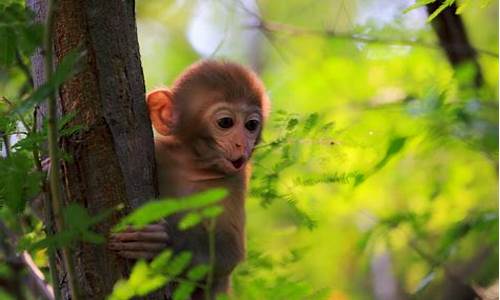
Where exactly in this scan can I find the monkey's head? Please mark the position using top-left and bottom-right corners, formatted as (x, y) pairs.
(147, 60), (270, 174)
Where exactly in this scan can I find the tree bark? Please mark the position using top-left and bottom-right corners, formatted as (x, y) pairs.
(27, 0), (159, 298)
(426, 1), (483, 87)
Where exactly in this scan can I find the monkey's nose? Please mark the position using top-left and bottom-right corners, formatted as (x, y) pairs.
(235, 143), (242, 148)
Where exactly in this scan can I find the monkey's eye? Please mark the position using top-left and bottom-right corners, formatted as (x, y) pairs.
(217, 117), (234, 129)
(245, 120), (260, 132)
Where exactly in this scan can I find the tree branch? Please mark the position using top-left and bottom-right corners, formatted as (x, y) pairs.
(426, 0), (484, 86)
(15, 48), (34, 88)
(43, 0), (80, 299)
(409, 240), (479, 298)
(0, 220), (54, 300)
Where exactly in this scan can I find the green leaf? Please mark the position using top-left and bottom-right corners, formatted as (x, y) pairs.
(0, 2), (39, 66)
(166, 251), (192, 277)
(186, 264), (210, 281)
(286, 118), (299, 131)
(294, 172), (361, 186)
(172, 281), (196, 300)
(14, 49), (84, 114)
(456, 0), (471, 14)
(427, 0), (455, 21)
(480, 0), (492, 8)
(108, 259), (169, 300)
(373, 136), (408, 172)
(136, 274), (168, 296)
(114, 188), (227, 232)
(0, 289), (15, 300)
(0, 264), (12, 278)
(200, 206), (224, 218)
(58, 111), (84, 136)
(150, 249), (173, 272)
(178, 212), (202, 230)
(0, 27), (16, 66)
(356, 230), (374, 252)
(284, 195), (317, 230)
(16, 22), (43, 56)
(302, 113), (319, 132)
(403, 0), (436, 14)
(29, 203), (110, 251)
(0, 152), (41, 213)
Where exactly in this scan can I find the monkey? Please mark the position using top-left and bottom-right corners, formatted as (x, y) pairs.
(108, 60), (270, 299)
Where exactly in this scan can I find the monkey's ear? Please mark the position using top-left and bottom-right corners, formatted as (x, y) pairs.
(146, 88), (175, 136)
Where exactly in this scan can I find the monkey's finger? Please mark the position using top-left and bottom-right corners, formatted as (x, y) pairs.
(141, 223), (168, 233)
(110, 231), (169, 242)
(108, 242), (167, 252)
(117, 251), (155, 260)
(120, 225), (136, 233)
(156, 219), (167, 225)
(119, 223), (166, 233)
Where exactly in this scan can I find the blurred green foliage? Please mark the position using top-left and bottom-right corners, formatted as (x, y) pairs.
(0, 0), (498, 299)
(135, 0), (498, 298)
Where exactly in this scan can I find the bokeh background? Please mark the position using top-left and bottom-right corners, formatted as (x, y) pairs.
(133, 1), (499, 299)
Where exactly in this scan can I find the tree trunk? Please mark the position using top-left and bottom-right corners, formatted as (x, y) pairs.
(27, 0), (159, 298)
(426, 1), (483, 87)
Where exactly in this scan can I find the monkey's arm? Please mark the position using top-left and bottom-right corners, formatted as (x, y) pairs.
(110, 217), (243, 279)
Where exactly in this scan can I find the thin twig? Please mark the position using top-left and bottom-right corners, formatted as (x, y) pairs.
(170, 277), (206, 290)
(247, 20), (498, 59)
(409, 240), (478, 297)
(1, 96), (32, 134)
(0, 220), (55, 300)
(32, 108), (61, 300)
(22, 251), (55, 300)
(205, 218), (216, 300)
(15, 48), (34, 88)
(44, 0), (80, 299)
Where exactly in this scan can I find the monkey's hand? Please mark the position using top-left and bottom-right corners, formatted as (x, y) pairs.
(108, 220), (170, 260)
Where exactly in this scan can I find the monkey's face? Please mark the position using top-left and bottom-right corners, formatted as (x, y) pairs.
(200, 101), (262, 174)
(147, 60), (270, 176)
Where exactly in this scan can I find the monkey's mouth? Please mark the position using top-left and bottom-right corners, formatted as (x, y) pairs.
(230, 157), (245, 169)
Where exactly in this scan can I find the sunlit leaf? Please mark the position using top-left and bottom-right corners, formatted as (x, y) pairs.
(172, 281), (196, 300)
(373, 136), (408, 172)
(150, 249), (173, 272)
(456, 0), (471, 14)
(166, 251), (192, 277)
(427, 0), (455, 21)
(28, 203), (110, 250)
(403, 0), (436, 14)
(187, 264), (210, 281)
(200, 206), (223, 218)
(302, 113), (319, 132)
(294, 171), (361, 186)
(114, 189), (227, 232)
(286, 118), (299, 131)
(178, 212), (202, 230)
(108, 260), (168, 300)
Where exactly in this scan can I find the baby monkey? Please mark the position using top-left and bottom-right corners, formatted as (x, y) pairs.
(109, 60), (270, 298)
